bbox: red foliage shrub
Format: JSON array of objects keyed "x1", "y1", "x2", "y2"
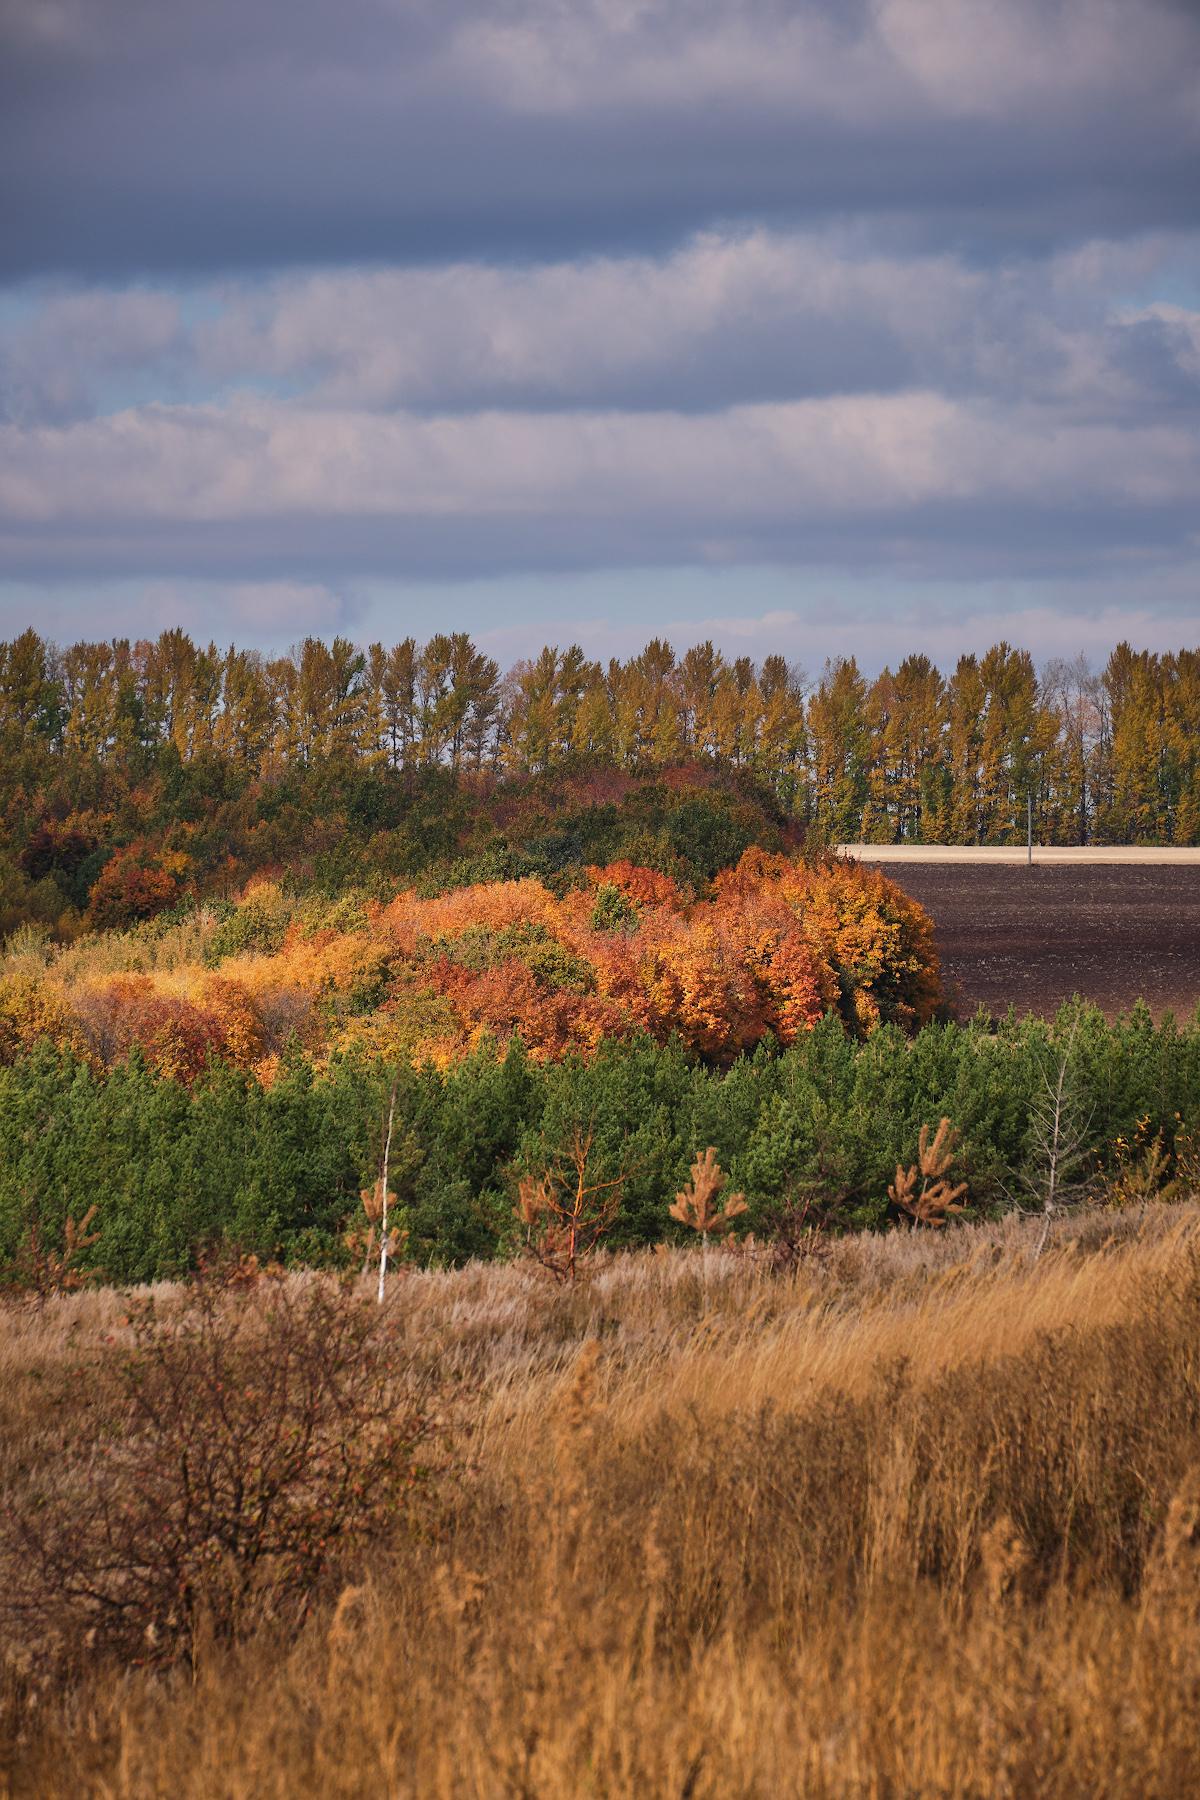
[
  {"x1": 586, "y1": 860, "x2": 687, "y2": 912},
  {"x1": 73, "y1": 976, "x2": 229, "y2": 1083},
  {"x1": 21, "y1": 851, "x2": 940, "y2": 1075},
  {"x1": 714, "y1": 849, "x2": 942, "y2": 1033},
  {"x1": 86, "y1": 846, "x2": 181, "y2": 931},
  {"x1": 19, "y1": 818, "x2": 98, "y2": 884}
]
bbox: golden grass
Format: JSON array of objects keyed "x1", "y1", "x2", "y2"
[{"x1": 5, "y1": 1204, "x2": 1200, "y2": 1797}]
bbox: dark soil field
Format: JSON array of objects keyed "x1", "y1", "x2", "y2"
[{"x1": 889, "y1": 863, "x2": 1200, "y2": 1021}]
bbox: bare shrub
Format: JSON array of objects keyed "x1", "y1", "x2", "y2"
[
  {"x1": 8, "y1": 1203, "x2": 103, "y2": 1305},
  {"x1": 0, "y1": 1270, "x2": 434, "y2": 1667},
  {"x1": 514, "y1": 1125, "x2": 627, "y2": 1282},
  {"x1": 757, "y1": 1187, "x2": 836, "y2": 1272},
  {"x1": 1015, "y1": 1013, "x2": 1098, "y2": 1253},
  {"x1": 256, "y1": 985, "x2": 315, "y2": 1054}
]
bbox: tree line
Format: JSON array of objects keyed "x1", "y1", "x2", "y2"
[{"x1": 1, "y1": 628, "x2": 1197, "y2": 845}]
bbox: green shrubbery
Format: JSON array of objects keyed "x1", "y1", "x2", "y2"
[{"x1": 1, "y1": 1001, "x2": 1197, "y2": 1285}]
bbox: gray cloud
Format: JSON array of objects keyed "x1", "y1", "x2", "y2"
[
  {"x1": 1, "y1": 386, "x2": 1196, "y2": 586},
  {"x1": 2, "y1": 0, "x2": 1197, "y2": 278},
  {"x1": 0, "y1": 289, "x2": 183, "y2": 424},
  {"x1": 4, "y1": 231, "x2": 1197, "y2": 426},
  {"x1": 0, "y1": 576, "x2": 362, "y2": 649},
  {"x1": 661, "y1": 602, "x2": 1200, "y2": 674},
  {"x1": 0, "y1": 0, "x2": 1197, "y2": 637}
]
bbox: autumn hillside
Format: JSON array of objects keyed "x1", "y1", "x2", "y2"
[
  {"x1": 2, "y1": 627, "x2": 1200, "y2": 1288},
  {"x1": 0, "y1": 850, "x2": 940, "y2": 1086}
]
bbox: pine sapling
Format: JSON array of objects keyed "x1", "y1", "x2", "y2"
[
  {"x1": 346, "y1": 1176, "x2": 407, "y2": 1280},
  {"x1": 1105, "y1": 1133, "x2": 1178, "y2": 1230},
  {"x1": 888, "y1": 1118, "x2": 968, "y2": 1227},
  {"x1": 13, "y1": 1201, "x2": 103, "y2": 1304},
  {"x1": 670, "y1": 1148, "x2": 749, "y2": 1244}
]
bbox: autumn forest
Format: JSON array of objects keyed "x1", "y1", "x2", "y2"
[{"x1": 0, "y1": 626, "x2": 1196, "y2": 1288}]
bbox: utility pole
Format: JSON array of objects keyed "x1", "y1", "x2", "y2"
[{"x1": 1027, "y1": 792, "x2": 1033, "y2": 867}]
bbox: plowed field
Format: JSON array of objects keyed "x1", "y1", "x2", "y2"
[{"x1": 880, "y1": 862, "x2": 1200, "y2": 1020}]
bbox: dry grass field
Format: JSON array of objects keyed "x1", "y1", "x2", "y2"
[{"x1": 5, "y1": 1204, "x2": 1200, "y2": 1797}]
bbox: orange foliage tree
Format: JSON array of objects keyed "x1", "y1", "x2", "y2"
[{"x1": 73, "y1": 978, "x2": 231, "y2": 1083}]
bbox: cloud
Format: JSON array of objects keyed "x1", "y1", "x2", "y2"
[
  {"x1": 0, "y1": 576, "x2": 360, "y2": 647},
  {"x1": 222, "y1": 580, "x2": 363, "y2": 635},
  {"x1": 664, "y1": 600, "x2": 1200, "y2": 673},
  {"x1": 453, "y1": 0, "x2": 1186, "y2": 120},
  {"x1": 183, "y1": 235, "x2": 1075, "y2": 415},
  {"x1": 1, "y1": 0, "x2": 1197, "y2": 277},
  {"x1": 4, "y1": 230, "x2": 1197, "y2": 429},
  {"x1": 0, "y1": 0, "x2": 1196, "y2": 652},
  {"x1": 0, "y1": 289, "x2": 183, "y2": 424},
  {"x1": 1, "y1": 384, "x2": 1196, "y2": 587}
]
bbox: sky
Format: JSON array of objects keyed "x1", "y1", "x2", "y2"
[{"x1": 0, "y1": 0, "x2": 1198, "y2": 671}]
